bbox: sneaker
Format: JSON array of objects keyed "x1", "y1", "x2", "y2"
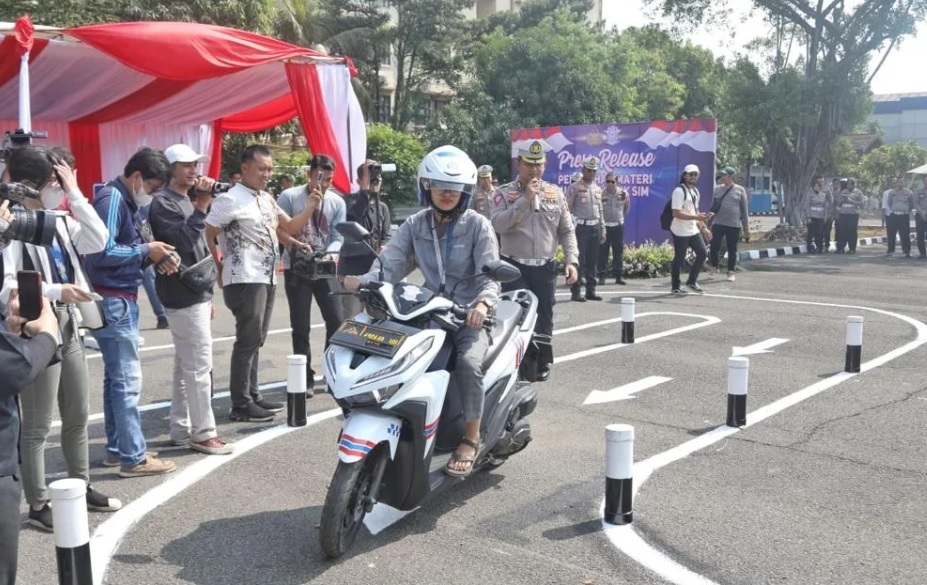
[
  {"x1": 156, "y1": 317, "x2": 169, "y2": 330},
  {"x1": 28, "y1": 503, "x2": 53, "y2": 532},
  {"x1": 229, "y1": 403, "x2": 275, "y2": 422},
  {"x1": 306, "y1": 386, "x2": 315, "y2": 399},
  {"x1": 119, "y1": 456, "x2": 177, "y2": 478},
  {"x1": 190, "y1": 437, "x2": 234, "y2": 455},
  {"x1": 254, "y1": 399, "x2": 284, "y2": 413},
  {"x1": 102, "y1": 450, "x2": 159, "y2": 468},
  {"x1": 170, "y1": 436, "x2": 191, "y2": 447},
  {"x1": 86, "y1": 485, "x2": 123, "y2": 512},
  {"x1": 685, "y1": 283, "x2": 704, "y2": 293},
  {"x1": 671, "y1": 288, "x2": 688, "y2": 295},
  {"x1": 726, "y1": 272, "x2": 736, "y2": 282}
]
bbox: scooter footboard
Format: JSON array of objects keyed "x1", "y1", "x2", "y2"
[{"x1": 338, "y1": 411, "x2": 401, "y2": 463}]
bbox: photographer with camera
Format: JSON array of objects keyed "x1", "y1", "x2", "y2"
[
  {"x1": 338, "y1": 159, "x2": 392, "y2": 319},
  {"x1": 277, "y1": 154, "x2": 345, "y2": 396},
  {"x1": 0, "y1": 145, "x2": 123, "y2": 531},
  {"x1": 84, "y1": 147, "x2": 180, "y2": 478},
  {"x1": 0, "y1": 294, "x2": 60, "y2": 585},
  {"x1": 148, "y1": 144, "x2": 233, "y2": 456}
]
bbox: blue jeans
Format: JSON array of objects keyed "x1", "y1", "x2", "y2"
[
  {"x1": 142, "y1": 265, "x2": 166, "y2": 319},
  {"x1": 91, "y1": 296, "x2": 147, "y2": 467}
]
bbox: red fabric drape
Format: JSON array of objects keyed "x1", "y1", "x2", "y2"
[
  {"x1": 68, "y1": 79, "x2": 197, "y2": 196},
  {"x1": 284, "y1": 62, "x2": 349, "y2": 193},
  {"x1": 208, "y1": 120, "x2": 223, "y2": 179},
  {"x1": 14, "y1": 16, "x2": 33, "y2": 56},
  {"x1": 219, "y1": 94, "x2": 296, "y2": 133},
  {"x1": 0, "y1": 36, "x2": 48, "y2": 90},
  {"x1": 65, "y1": 22, "x2": 325, "y2": 81}
]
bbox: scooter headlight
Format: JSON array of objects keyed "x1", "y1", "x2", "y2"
[{"x1": 355, "y1": 337, "x2": 434, "y2": 389}]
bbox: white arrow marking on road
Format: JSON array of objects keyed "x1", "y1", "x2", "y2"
[
  {"x1": 583, "y1": 376, "x2": 673, "y2": 405},
  {"x1": 731, "y1": 337, "x2": 789, "y2": 357}
]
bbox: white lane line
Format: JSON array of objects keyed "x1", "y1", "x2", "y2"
[
  {"x1": 583, "y1": 376, "x2": 673, "y2": 405},
  {"x1": 731, "y1": 337, "x2": 789, "y2": 356},
  {"x1": 83, "y1": 325, "x2": 319, "y2": 360},
  {"x1": 600, "y1": 298, "x2": 927, "y2": 585},
  {"x1": 555, "y1": 313, "x2": 720, "y2": 364},
  {"x1": 91, "y1": 408, "x2": 343, "y2": 585}
]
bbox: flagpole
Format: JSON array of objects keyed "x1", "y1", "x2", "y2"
[{"x1": 19, "y1": 51, "x2": 31, "y2": 132}]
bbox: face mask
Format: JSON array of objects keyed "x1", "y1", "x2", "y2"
[
  {"x1": 41, "y1": 185, "x2": 66, "y2": 209},
  {"x1": 133, "y1": 181, "x2": 153, "y2": 207}
]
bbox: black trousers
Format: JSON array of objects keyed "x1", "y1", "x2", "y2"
[
  {"x1": 597, "y1": 224, "x2": 625, "y2": 279},
  {"x1": 708, "y1": 224, "x2": 741, "y2": 272},
  {"x1": 671, "y1": 233, "x2": 706, "y2": 290},
  {"x1": 223, "y1": 283, "x2": 275, "y2": 409},
  {"x1": 571, "y1": 224, "x2": 600, "y2": 295},
  {"x1": 284, "y1": 271, "x2": 344, "y2": 382},
  {"x1": 0, "y1": 475, "x2": 20, "y2": 585},
  {"x1": 503, "y1": 259, "x2": 557, "y2": 368},
  {"x1": 887, "y1": 214, "x2": 911, "y2": 254},
  {"x1": 806, "y1": 218, "x2": 825, "y2": 252},
  {"x1": 916, "y1": 215, "x2": 927, "y2": 257},
  {"x1": 835, "y1": 214, "x2": 860, "y2": 252},
  {"x1": 824, "y1": 218, "x2": 835, "y2": 249}
]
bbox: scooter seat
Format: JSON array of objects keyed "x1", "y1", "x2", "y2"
[{"x1": 482, "y1": 300, "x2": 523, "y2": 368}]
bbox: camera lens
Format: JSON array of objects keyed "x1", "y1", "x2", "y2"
[{"x1": 0, "y1": 209, "x2": 57, "y2": 247}]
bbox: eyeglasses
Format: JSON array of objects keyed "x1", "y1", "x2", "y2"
[
  {"x1": 606, "y1": 180, "x2": 616, "y2": 184},
  {"x1": 686, "y1": 173, "x2": 699, "y2": 177}
]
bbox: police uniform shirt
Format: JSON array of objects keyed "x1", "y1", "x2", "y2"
[
  {"x1": 837, "y1": 189, "x2": 866, "y2": 215},
  {"x1": 804, "y1": 188, "x2": 830, "y2": 220},
  {"x1": 566, "y1": 182, "x2": 604, "y2": 223},
  {"x1": 887, "y1": 188, "x2": 914, "y2": 214},
  {"x1": 602, "y1": 188, "x2": 628, "y2": 225},
  {"x1": 469, "y1": 189, "x2": 494, "y2": 220},
  {"x1": 915, "y1": 188, "x2": 927, "y2": 216},
  {"x1": 490, "y1": 180, "x2": 579, "y2": 266}
]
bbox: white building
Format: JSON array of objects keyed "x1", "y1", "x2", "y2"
[{"x1": 870, "y1": 93, "x2": 927, "y2": 148}]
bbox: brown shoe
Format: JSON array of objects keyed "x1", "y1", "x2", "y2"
[
  {"x1": 190, "y1": 437, "x2": 234, "y2": 455},
  {"x1": 119, "y1": 456, "x2": 177, "y2": 478},
  {"x1": 102, "y1": 450, "x2": 159, "y2": 468}
]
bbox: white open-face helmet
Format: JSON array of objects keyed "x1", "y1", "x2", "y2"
[{"x1": 417, "y1": 145, "x2": 478, "y2": 210}]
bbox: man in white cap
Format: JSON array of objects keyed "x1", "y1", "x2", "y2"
[
  {"x1": 669, "y1": 164, "x2": 710, "y2": 294},
  {"x1": 470, "y1": 165, "x2": 495, "y2": 220},
  {"x1": 148, "y1": 144, "x2": 234, "y2": 455}
]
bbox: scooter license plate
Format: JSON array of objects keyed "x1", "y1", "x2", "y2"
[{"x1": 330, "y1": 320, "x2": 408, "y2": 358}]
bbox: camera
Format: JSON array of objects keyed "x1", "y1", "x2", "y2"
[
  {"x1": 1, "y1": 129, "x2": 47, "y2": 164},
  {"x1": 0, "y1": 182, "x2": 58, "y2": 247},
  {"x1": 290, "y1": 246, "x2": 337, "y2": 280},
  {"x1": 368, "y1": 163, "x2": 382, "y2": 184},
  {"x1": 189, "y1": 180, "x2": 232, "y2": 199}
]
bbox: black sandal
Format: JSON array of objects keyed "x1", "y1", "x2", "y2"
[{"x1": 444, "y1": 437, "x2": 479, "y2": 478}]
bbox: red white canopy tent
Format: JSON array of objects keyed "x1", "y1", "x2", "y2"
[{"x1": 0, "y1": 16, "x2": 366, "y2": 196}]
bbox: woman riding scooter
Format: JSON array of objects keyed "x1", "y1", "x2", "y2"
[{"x1": 343, "y1": 145, "x2": 500, "y2": 477}]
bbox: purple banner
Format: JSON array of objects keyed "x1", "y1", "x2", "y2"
[{"x1": 511, "y1": 119, "x2": 717, "y2": 244}]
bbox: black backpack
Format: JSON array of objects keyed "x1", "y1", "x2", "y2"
[{"x1": 660, "y1": 186, "x2": 694, "y2": 230}]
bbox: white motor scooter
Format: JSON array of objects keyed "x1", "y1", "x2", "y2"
[{"x1": 318, "y1": 223, "x2": 539, "y2": 558}]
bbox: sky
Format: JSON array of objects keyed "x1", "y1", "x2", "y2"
[{"x1": 606, "y1": 0, "x2": 926, "y2": 96}]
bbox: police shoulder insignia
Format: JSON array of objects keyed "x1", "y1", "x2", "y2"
[{"x1": 493, "y1": 192, "x2": 504, "y2": 206}]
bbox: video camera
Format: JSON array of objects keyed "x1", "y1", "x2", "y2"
[
  {"x1": 367, "y1": 162, "x2": 396, "y2": 185},
  {"x1": 1, "y1": 128, "x2": 47, "y2": 164},
  {"x1": 188, "y1": 179, "x2": 233, "y2": 199},
  {"x1": 290, "y1": 246, "x2": 337, "y2": 280}
]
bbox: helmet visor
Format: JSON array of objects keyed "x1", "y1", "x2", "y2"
[{"x1": 424, "y1": 179, "x2": 473, "y2": 196}]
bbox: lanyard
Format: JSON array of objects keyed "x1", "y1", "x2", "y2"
[{"x1": 430, "y1": 214, "x2": 456, "y2": 295}]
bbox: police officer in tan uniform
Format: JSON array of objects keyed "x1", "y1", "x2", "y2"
[
  {"x1": 491, "y1": 139, "x2": 579, "y2": 382},
  {"x1": 469, "y1": 165, "x2": 494, "y2": 220},
  {"x1": 566, "y1": 157, "x2": 605, "y2": 301}
]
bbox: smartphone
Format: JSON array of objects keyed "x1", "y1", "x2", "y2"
[
  {"x1": 17, "y1": 270, "x2": 43, "y2": 321},
  {"x1": 86, "y1": 291, "x2": 103, "y2": 302}
]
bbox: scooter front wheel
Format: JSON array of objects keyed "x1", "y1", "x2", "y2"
[{"x1": 319, "y1": 447, "x2": 382, "y2": 558}]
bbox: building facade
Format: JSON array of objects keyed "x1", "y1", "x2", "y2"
[{"x1": 870, "y1": 93, "x2": 927, "y2": 148}]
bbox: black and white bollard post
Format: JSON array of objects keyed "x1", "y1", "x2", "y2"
[
  {"x1": 726, "y1": 357, "x2": 748, "y2": 428},
  {"x1": 620, "y1": 297, "x2": 635, "y2": 344},
  {"x1": 845, "y1": 316, "x2": 863, "y2": 373},
  {"x1": 49, "y1": 478, "x2": 92, "y2": 585},
  {"x1": 604, "y1": 424, "x2": 634, "y2": 525},
  {"x1": 287, "y1": 354, "x2": 308, "y2": 427}
]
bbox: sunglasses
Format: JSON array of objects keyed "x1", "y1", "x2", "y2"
[
  {"x1": 606, "y1": 180, "x2": 616, "y2": 184},
  {"x1": 686, "y1": 172, "x2": 700, "y2": 177}
]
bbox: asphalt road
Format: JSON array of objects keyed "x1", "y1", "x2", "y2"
[{"x1": 17, "y1": 242, "x2": 927, "y2": 585}]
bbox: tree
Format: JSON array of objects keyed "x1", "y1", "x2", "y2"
[
  {"x1": 648, "y1": 0, "x2": 927, "y2": 225},
  {"x1": 857, "y1": 141, "x2": 927, "y2": 193},
  {"x1": 364, "y1": 123, "x2": 426, "y2": 205},
  {"x1": 121, "y1": 0, "x2": 277, "y2": 32},
  {"x1": 1, "y1": 0, "x2": 125, "y2": 26},
  {"x1": 817, "y1": 137, "x2": 859, "y2": 181}
]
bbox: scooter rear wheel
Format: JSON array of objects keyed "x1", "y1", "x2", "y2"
[{"x1": 319, "y1": 447, "x2": 382, "y2": 558}]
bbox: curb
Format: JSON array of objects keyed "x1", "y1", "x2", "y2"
[{"x1": 737, "y1": 235, "x2": 898, "y2": 262}]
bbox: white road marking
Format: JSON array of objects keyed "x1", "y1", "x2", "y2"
[
  {"x1": 731, "y1": 337, "x2": 789, "y2": 356},
  {"x1": 83, "y1": 326, "x2": 314, "y2": 360},
  {"x1": 583, "y1": 376, "x2": 673, "y2": 405},
  {"x1": 555, "y1": 313, "x2": 721, "y2": 364},
  {"x1": 600, "y1": 295, "x2": 927, "y2": 585},
  {"x1": 91, "y1": 408, "x2": 343, "y2": 585}
]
